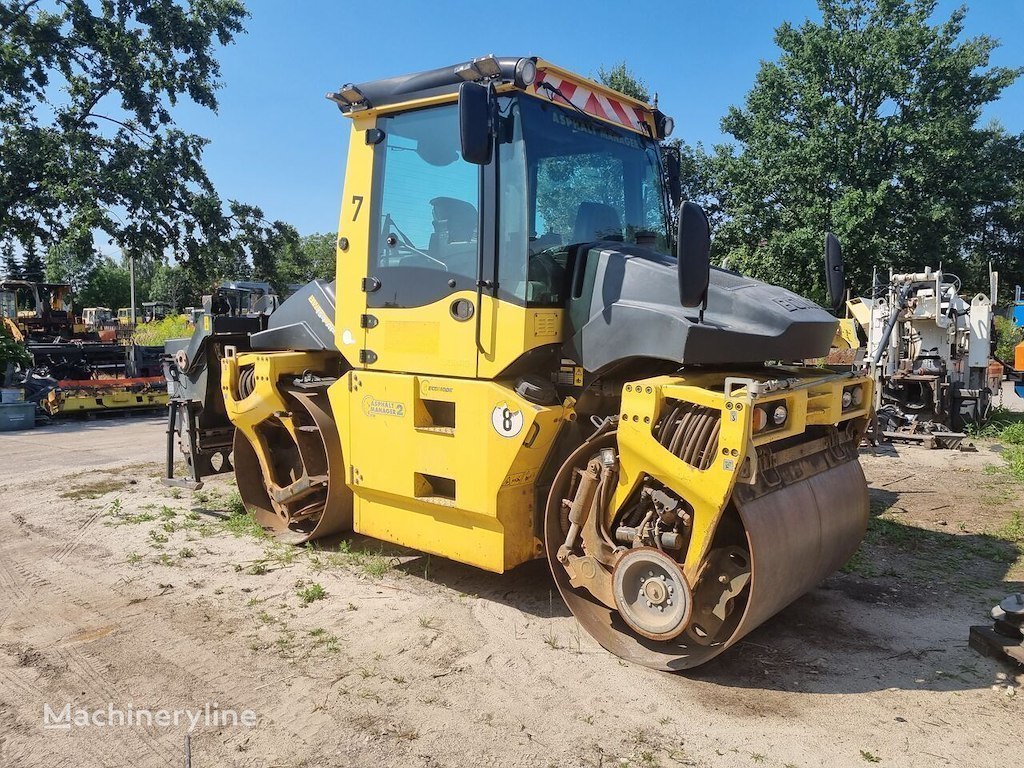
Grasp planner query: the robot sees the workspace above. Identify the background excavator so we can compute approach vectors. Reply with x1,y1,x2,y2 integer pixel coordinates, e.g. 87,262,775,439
164,55,873,670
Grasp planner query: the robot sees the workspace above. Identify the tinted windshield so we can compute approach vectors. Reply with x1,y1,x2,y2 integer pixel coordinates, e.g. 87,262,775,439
498,93,669,307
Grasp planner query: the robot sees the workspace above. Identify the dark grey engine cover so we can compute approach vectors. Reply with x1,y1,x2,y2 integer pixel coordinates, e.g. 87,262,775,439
250,280,339,352
565,245,837,373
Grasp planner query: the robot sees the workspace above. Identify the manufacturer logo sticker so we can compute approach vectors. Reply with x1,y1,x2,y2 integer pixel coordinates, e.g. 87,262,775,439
307,295,336,335
362,396,405,418
491,403,524,438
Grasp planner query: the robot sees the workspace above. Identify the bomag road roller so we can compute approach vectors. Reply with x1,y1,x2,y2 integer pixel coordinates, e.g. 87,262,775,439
163,55,873,670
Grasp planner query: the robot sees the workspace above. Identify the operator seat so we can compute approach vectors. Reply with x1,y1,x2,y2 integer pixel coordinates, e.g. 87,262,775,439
572,202,623,243
429,196,477,276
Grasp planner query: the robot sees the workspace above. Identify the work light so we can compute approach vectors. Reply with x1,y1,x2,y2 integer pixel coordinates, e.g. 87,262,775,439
455,54,502,82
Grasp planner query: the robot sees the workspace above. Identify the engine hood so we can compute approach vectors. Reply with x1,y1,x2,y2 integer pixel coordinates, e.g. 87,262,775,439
564,244,838,373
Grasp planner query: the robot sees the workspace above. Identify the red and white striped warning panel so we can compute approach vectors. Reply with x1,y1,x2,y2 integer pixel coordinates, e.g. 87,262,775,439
530,68,650,134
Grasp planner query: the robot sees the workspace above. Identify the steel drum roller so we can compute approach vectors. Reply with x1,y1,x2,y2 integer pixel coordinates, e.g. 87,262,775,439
546,441,868,671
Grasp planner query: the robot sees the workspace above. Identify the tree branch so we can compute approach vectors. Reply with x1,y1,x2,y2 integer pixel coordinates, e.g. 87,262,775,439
1,0,44,31
85,113,155,145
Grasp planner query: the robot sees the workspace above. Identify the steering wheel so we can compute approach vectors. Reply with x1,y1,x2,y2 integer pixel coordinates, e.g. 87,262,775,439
385,234,448,271
528,246,568,299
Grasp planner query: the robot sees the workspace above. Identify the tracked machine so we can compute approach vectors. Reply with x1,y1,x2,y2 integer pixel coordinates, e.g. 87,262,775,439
164,56,873,670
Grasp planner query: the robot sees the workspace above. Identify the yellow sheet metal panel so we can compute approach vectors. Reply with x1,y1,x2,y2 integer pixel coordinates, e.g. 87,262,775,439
364,293,566,380
365,290,479,379
47,390,168,414
833,317,861,350
334,115,377,368
222,350,341,491
612,369,872,582
614,375,749,581
846,296,871,330
477,297,564,379
331,371,564,572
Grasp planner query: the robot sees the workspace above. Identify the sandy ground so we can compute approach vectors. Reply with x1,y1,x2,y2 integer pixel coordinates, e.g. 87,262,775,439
0,415,1021,768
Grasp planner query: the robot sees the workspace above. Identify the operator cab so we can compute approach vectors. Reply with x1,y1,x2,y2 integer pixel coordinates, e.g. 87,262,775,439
330,56,676,379
1,280,75,337
206,281,279,318
141,301,172,323
364,70,671,311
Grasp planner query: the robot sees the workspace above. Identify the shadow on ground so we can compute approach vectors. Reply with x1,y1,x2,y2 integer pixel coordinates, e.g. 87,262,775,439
205,434,1023,695
306,518,1021,695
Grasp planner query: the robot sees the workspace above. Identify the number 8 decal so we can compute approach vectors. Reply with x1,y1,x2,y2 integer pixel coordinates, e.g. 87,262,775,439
491,402,524,438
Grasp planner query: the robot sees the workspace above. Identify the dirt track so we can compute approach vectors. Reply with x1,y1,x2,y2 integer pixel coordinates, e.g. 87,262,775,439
0,417,1021,767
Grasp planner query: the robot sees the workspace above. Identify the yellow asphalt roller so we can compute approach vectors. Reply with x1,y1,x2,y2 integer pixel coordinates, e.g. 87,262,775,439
163,55,873,670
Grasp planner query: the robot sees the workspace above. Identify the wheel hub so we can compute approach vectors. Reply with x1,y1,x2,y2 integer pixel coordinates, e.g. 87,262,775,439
642,577,668,605
612,548,692,641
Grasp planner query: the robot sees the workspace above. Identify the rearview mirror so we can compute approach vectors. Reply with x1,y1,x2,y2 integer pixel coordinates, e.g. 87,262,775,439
824,232,845,313
677,201,711,308
459,81,493,165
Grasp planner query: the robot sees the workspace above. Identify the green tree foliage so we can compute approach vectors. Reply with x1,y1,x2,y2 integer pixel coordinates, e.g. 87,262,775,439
180,201,301,293
596,63,650,103
708,0,1023,301
2,240,21,279
275,232,338,286
1,1,335,308
149,263,197,311
20,240,43,282
994,315,1024,364
966,131,1024,296
0,0,247,259
0,0,298,296
78,258,130,309
304,233,338,282
45,234,98,291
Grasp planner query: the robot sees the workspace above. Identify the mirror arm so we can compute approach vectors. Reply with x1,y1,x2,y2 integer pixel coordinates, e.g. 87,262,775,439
475,129,496,355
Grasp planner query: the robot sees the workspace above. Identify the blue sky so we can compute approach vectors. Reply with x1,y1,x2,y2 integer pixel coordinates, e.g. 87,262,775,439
172,0,1024,237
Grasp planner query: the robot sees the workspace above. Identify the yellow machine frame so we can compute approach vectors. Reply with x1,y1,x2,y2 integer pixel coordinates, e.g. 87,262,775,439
44,387,168,415
225,345,870,573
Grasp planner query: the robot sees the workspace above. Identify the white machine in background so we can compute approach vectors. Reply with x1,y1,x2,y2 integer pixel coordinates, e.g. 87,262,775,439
852,267,999,437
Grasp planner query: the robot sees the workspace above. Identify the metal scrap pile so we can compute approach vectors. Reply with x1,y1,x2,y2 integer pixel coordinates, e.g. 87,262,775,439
1,279,168,418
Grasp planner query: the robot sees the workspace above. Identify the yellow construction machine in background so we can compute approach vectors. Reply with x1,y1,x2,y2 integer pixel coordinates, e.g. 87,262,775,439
165,56,873,670
1,279,168,417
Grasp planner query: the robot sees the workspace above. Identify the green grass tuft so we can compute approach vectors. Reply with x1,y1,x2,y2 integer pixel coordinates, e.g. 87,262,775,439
1001,445,1024,482
998,510,1024,544
1001,422,1024,445
225,490,246,517
297,582,327,604
223,508,266,539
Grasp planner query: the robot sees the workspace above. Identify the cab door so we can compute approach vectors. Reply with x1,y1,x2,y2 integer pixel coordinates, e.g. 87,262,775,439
360,103,484,379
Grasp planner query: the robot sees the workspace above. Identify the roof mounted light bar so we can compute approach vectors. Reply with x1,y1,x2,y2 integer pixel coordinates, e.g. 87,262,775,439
455,54,502,82
453,55,536,88
325,83,370,113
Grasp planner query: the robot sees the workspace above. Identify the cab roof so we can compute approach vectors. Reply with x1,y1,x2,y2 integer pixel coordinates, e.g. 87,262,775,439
327,55,665,137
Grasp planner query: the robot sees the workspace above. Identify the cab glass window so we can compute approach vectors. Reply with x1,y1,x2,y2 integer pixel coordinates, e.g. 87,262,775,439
373,105,480,279
497,94,669,308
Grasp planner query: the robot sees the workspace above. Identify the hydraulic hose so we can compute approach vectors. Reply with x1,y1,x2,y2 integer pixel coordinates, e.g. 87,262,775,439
871,283,914,370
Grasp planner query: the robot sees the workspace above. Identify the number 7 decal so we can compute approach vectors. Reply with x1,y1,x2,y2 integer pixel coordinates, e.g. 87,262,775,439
351,195,364,221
